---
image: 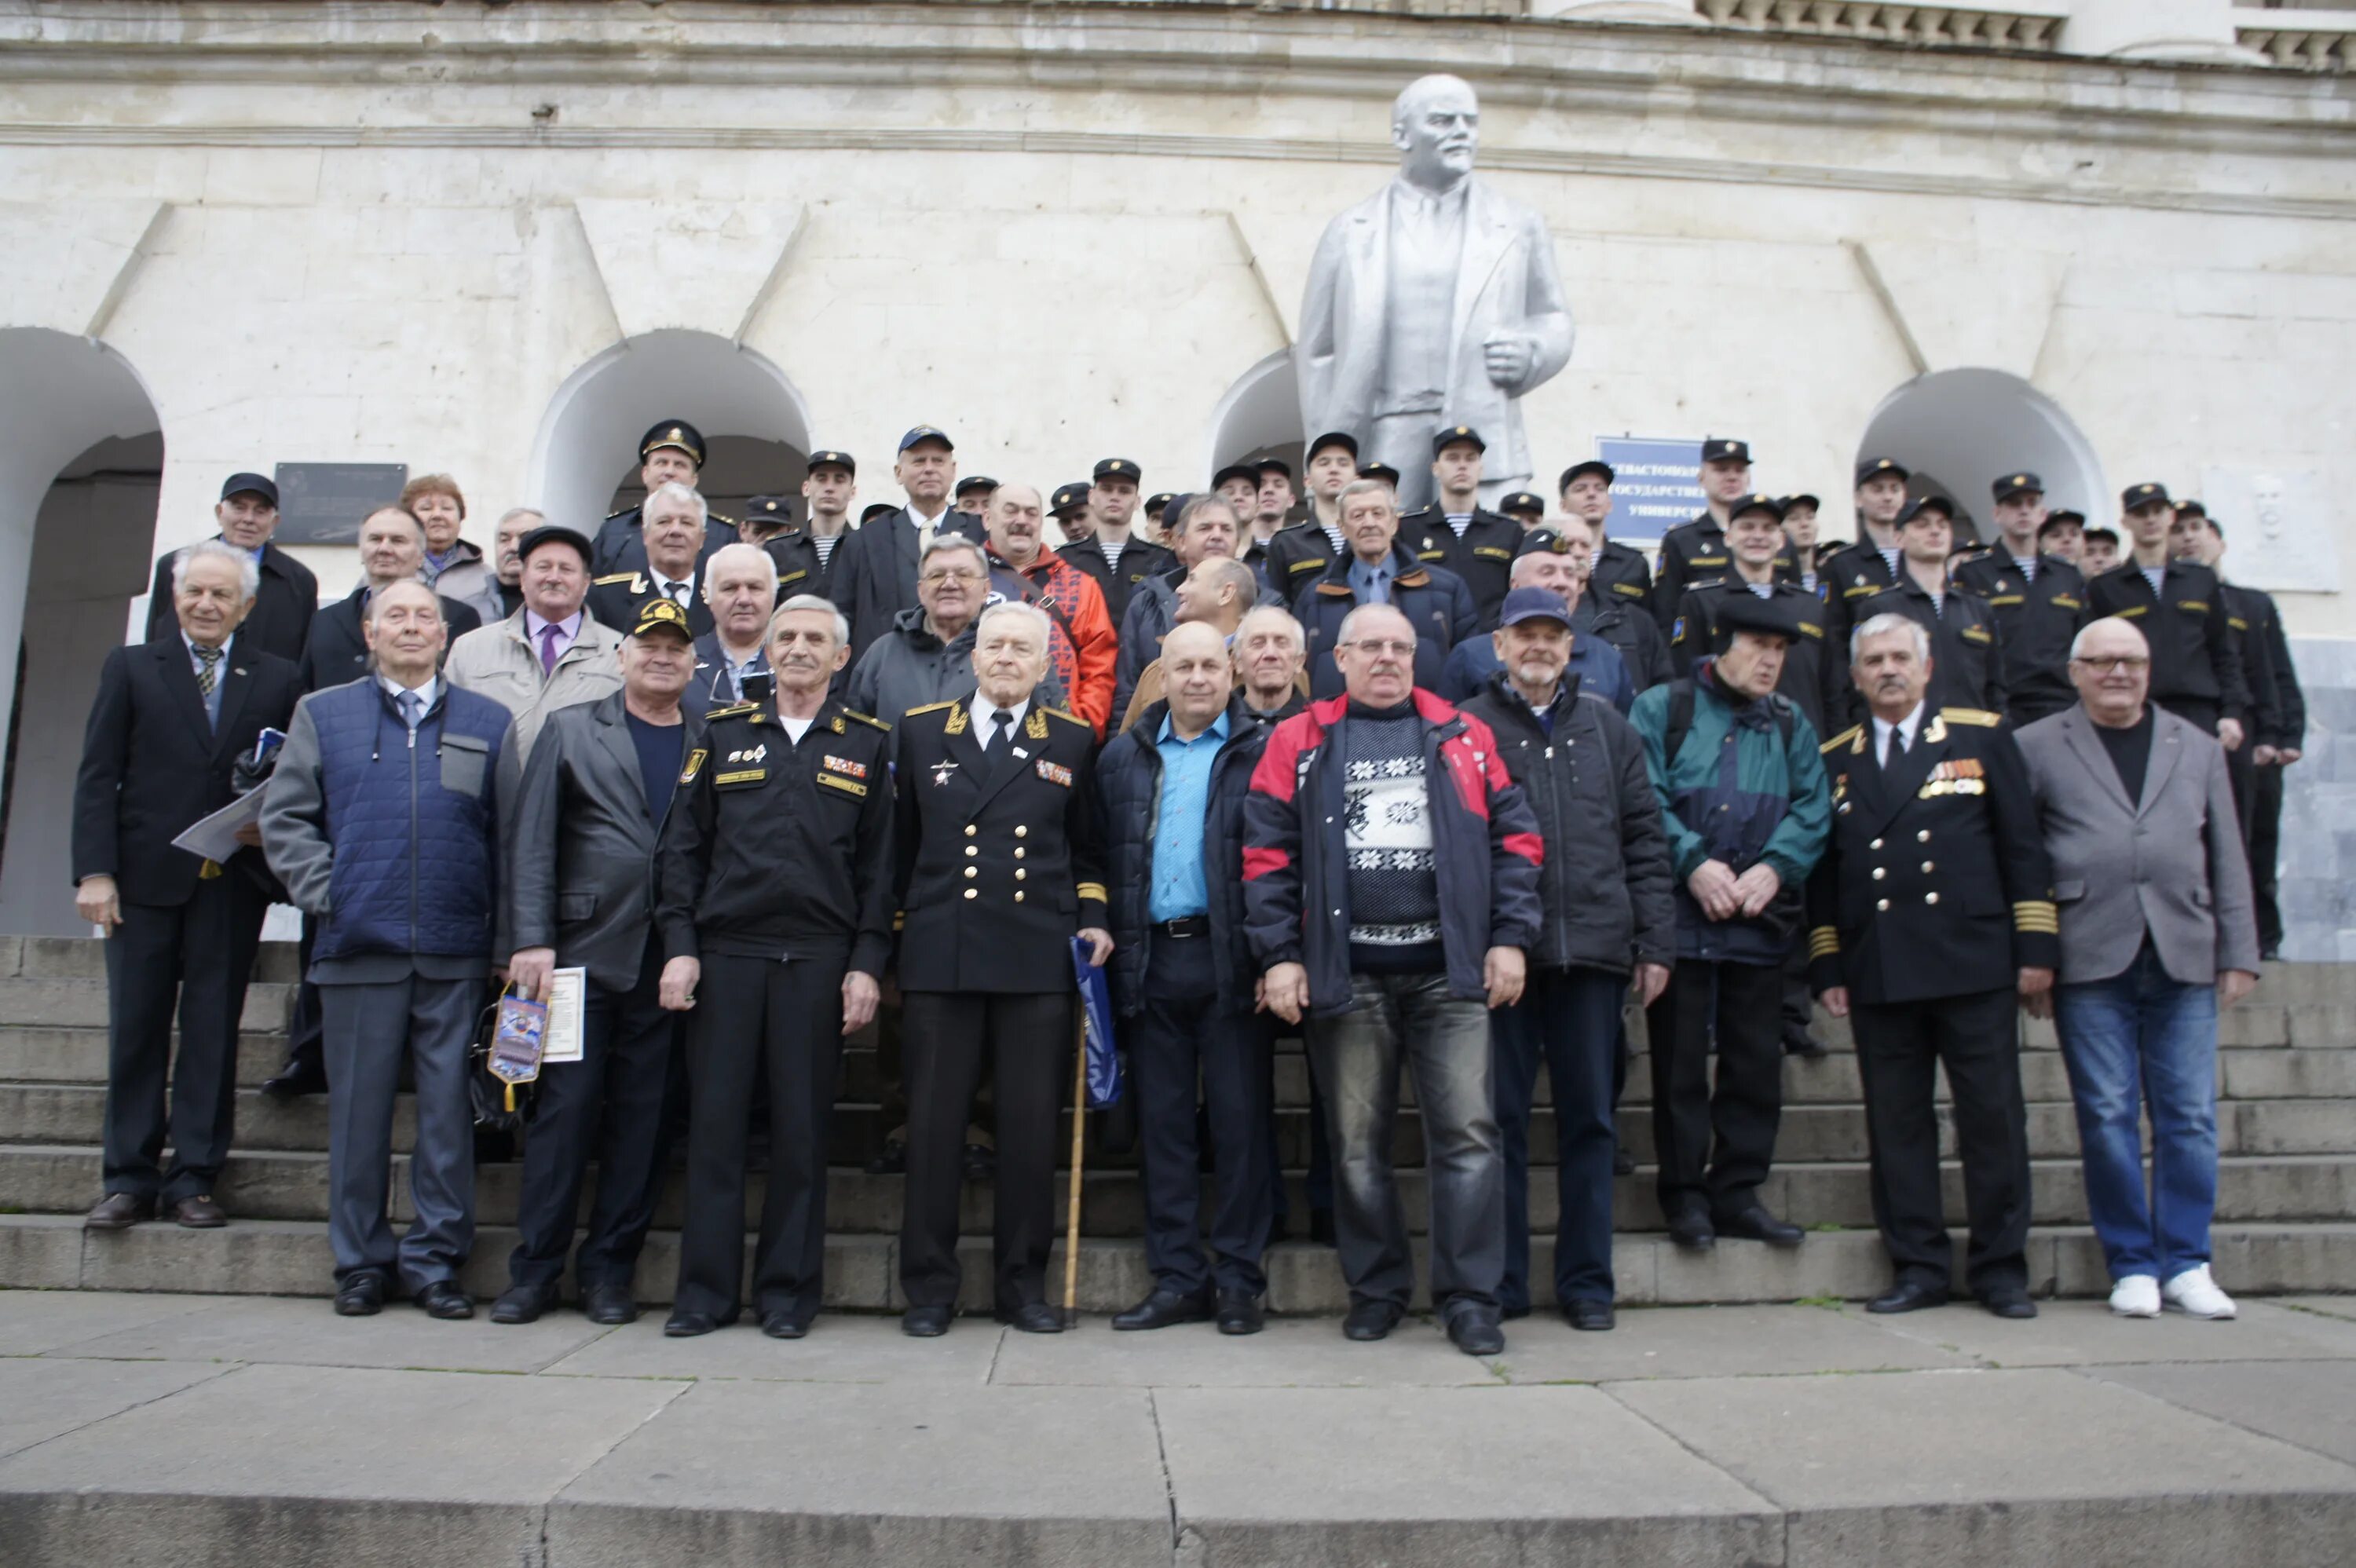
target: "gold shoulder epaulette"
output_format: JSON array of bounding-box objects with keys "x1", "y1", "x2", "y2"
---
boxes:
[
  {"x1": 902, "y1": 700, "x2": 958, "y2": 719},
  {"x1": 1821, "y1": 724, "x2": 1862, "y2": 755},
  {"x1": 709, "y1": 511, "x2": 738, "y2": 528},
  {"x1": 839, "y1": 707, "x2": 891, "y2": 732},
  {"x1": 1941, "y1": 707, "x2": 2002, "y2": 727},
  {"x1": 605, "y1": 506, "x2": 631, "y2": 520},
  {"x1": 594, "y1": 572, "x2": 639, "y2": 587},
  {"x1": 1041, "y1": 705, "x2": 1089, "y2": 727},
  {"x1": 705, "y1": 700, "x2": 759, "y2": 721}
]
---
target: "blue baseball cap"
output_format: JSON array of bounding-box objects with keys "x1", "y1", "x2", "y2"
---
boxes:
[
  {"x1": 897, "y1": 426, "x2": 954, "y2": 454},
  {"x1": 1498, "y1": 587, "x2": 1574, "y2": 630}
]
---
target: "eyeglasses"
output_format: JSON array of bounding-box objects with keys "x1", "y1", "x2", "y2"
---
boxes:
[
  {"x1": 2070, "y1": 656, "x2": 2149, "y2": 674},
  {"x1": 919, "y1": 568, "x2": 984, "y2": 585},
  {"x1": 1343, "y1": 638, "x2": 1417, "y2": 658}
]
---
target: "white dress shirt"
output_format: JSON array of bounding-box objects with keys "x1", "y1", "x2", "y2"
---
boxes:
[
  {"x1": 971, "y1": 695, "x2": 1031, "y2": 751},
  {"x1": 1871, "y1": 699, "x2": 1926, "y2": 769}
]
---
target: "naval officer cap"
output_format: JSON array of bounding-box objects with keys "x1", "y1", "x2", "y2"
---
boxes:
[
  {"x1": 1051, "y1": 482, "x2": 1091, "y2": 517},
  {"x1": 1092, "y1": 457, "x2": 1141, "y2": 484},
  {"x1": 1727, "y1": 492, "x2": 1785, "y2": 523},
  {"x1": 639, "y1": 420, "x2": 706, "y2": 466},
  {"x1": 1498, "y1": 491, "x2": 1546, "y2": 521},
  {"x1": 1898, "y1": 495, "x2": 1957, "y2": 528},
  {"x1": 1432, "y1": 425, "x2": 1486, "y2": 456},
  {"x1": 954, "y1": 475, "x2": 997, "y2": 499},
  {"x1": 2122, "y1": 481, "x2": 2173, "y2": 512},
  {"x1": 744, "y1": 495, "x2": 793, "y2": 527},
  {"x1": 1855, "y1": 455, "x2": 1909, "y2": 486},
  {"x1": 1306, "y1": 430, "x2": 1360, "y2": 462},
  {"x1": 1558, "y1": 460, "x2": 1615, "y2": 492},
  {"x1": 1254, "y1": 456, "x2": 1294, "y2": 481},
  {"x1": 1701, "y1": 437, "x2": 1752, "y2": 466},
  {"x1": 1357, "y1": 461, "x2": 1403, "y2": 488},
  {"x1": 1992, "y1": 470, "x2": 2043, "y2": 502},
  {"x1": 628, "y1": 595, "x2": 697, "y2": 644},
  {"x1": 1212, "y1": 462, "x2": 1260, "y2": 492},
  {"x1": 1781, "y1": 492, "x2": 1822, "y2": 514},
  {"x1": 859, "y1": 502, "x2": 897, "y2": 526},
  {"x1": 807, "y1": 449, "x2": 856, "y2": 476}
]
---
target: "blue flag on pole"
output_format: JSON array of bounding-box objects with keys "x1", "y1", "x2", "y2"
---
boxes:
[{"x1": 1070, "y1": 936, "x2": 1122, "y2": 1109}]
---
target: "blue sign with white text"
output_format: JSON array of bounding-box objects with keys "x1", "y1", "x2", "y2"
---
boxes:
[{"x1": 1597, "y1": 437, "x2": 1705, "y2": 554}]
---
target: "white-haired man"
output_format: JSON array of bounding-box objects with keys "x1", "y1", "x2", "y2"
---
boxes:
[
  {"x1": 589, "y1": 481, "x2": 718, "y2": 638},
  {"x1": 690, "y1": 542, "x2": 779, "y2": 711}
]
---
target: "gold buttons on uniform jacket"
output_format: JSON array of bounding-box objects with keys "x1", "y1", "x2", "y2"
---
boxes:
[
  {"x1": 964, "y1": 888, "x2": 978, "y2": 900},
  {"x1": 965, "y1": 825, "x2": 977, "y2": 838},
  {"x1": 1015, "y1": 825, "x2": 1028, "y2": 839},
  {"x1": 1922, "y1": 861, "x2": 1934, "y2": 873},
  {"x1": 1876, "y1": 898, "x2": 1890, "y2": 912},
  {"x1": 1870, "y1": 839, "x2": 1883, "y2": 851},
  {"x1": 1872, "y1": 868, "x2": 1886, "y2": 881},
  {"x1": 1918, "y1": 830, "x2": 1931, "y2": 843},
  {"x1": 964, "y1": 867, "x2": 978, "y2": 879},
  {"x1": 1925, "y1": 892, "x2": 1939, "y2": 905},
  {"x1": 1014, "y1": 891, "x2": 1025, "y2": 903},
  {"x1": 966, "y1": 846, "x2": 979, "y2": 857},
  {"x1": 1015, "y1": 869, "x2": 1026, "y2": 881},
  {"x1": 1013, "y1": 848, "x2": 1025, "y2": 860}
]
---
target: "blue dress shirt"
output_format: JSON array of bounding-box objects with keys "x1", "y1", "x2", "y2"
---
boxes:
[{"x1": 1147, "y1": 708, "x2": 1228, "y2": 923}]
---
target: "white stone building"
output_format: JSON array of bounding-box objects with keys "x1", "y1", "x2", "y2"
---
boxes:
[{"x1": 1, "y1": 0, "x2": 2351, "y2": 947}]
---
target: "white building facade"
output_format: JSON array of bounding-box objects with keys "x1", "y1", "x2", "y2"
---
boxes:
[{"x1": 1, "y1": 0, "x2": 2351, "y2": 946}]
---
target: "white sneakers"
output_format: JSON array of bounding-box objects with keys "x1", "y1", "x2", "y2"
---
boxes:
[
  {"x1": 2109, "y1": 1267, "x2": 2237, "y2": 1319},
  {"x1": 2161, "y1": 1264, "x2": 2239, "y2": 1320}
]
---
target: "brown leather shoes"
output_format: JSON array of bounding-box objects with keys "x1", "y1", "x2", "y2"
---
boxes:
[
  {"x1": 85, "y1": 1192, "x2": 155, "y2": 1230},
  {"x1": 170, "y1": 1194, "x2": 227, "y2": 1228}
]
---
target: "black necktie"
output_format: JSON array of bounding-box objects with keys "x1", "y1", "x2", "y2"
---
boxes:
[
  {"x1": 1885, "y1": 726, "x2": 1908, "y2": 770},
  {"x1": 988, "y1": 710, "x2": 1016, "y2": 776}
]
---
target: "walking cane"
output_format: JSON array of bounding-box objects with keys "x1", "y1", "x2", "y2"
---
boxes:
[{"x1": 1063, "y1": 1009, "x2": 1087, "y2": 1328}]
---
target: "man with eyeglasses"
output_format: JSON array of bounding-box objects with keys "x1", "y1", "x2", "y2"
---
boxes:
[
  {"x1": 1244, "y1": 602, "x2": 1542, "y2": 1354},
  {"x1": 2014, "y1": 617, "x2": 2259, "y2": 1322}
]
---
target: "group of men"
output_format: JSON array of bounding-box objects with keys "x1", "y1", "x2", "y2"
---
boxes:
[{"x1": 69, "y1": 418, "x2": 2282, "y2": 1351}]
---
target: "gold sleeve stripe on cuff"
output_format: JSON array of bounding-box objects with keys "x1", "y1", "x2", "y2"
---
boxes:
[
  {"x1": 1075, "y1": 883, "x2": 1109, "y2": 904},
  {"x1": 1808, "y1": 927, "x2": 1842, "y2": 959}
]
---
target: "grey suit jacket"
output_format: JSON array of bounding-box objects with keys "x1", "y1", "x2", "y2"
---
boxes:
[
  {"x1": 506, "y1": 690, "x2": 703, "y2": 992},
  {"x1": 2015, "y1": 704, "x2": 2260, "y2": 987}
]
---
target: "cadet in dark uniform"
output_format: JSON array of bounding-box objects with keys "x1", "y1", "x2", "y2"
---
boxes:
[
  {"x1": 1143, "y1": 492, "x2": 1175, "y2": 532},
  {"x1": 1670, "y1": 494, "x2": 1835, "y2": 736},
  {"x1": 737, "y1": 493, "x2": 792, "y2": 546},
  {"x1": 1498, "y1": 491, "x2": 1546, "y2": 531},
  {"x1": 1257, "y1": 432, "x2": 1355, "y2": 598},
  {"x1": 893, "y1": 601, "x2": 1110, "y2": 1336},
  {"x1": 1559, "y1": 460, "x2": 1655, "y2": 619},
  {"x1": 587, "y1": 482, "x2": 718, "y2": 639},
  {"x1": 759, "y1": 451, "x2": 858, "y2": 603},
  {"x1": 954, "y1": 474, "x2": 998, "y2": 521},
  {"x1": 1358, "y1": 460, "x2": 1403, "y2": 494},
  {"x1": 1952, "y1": 471, "x2": 2085, "y2": 728},
  {"x1": 1057, "y1": 458, "x2": 1173, "y2": 630},
  {"x1": 1398, "y1": 425, "x2": 1519, "y2": 628},
  {"x1": 1846, "y1": 497, "x2": 2005, "y2": 727},
  {"x1": 1652, "y1": 437, "x2": 1762, "y2": 634},
  {"x1": 591, "y1": 420, "x2": 737, "y2": 578},
  {"x1": 1808, "y1": 611, "x2": 2055, "y2": 1320},
  {"x1": 2080, "y1": 482, "x2": 2250, "y2": 750},
  {"x1": 1818, "y1": 455, "x2": 1913, "y2": 669},
  {"x1": 654, "y1": 594, "x2": 894, "y2": 1340}
]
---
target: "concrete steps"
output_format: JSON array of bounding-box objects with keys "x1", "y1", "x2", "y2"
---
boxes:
[{"x1": 5, "y1": 941, "x2": 2354, "y2": 1309}]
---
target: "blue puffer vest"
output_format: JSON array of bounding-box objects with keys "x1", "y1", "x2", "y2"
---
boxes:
[{"x1": 308, "y1": 679, "x2": 509, "y2": 962}]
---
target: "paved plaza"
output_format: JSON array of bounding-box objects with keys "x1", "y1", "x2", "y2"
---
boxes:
[{"x1": 2, "y1": 1288, "x2": 2354, "y2": 1566}]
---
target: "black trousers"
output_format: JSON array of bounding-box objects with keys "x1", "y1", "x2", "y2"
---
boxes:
[
  {"x1": 2225, "y1": 720, "x2": 2259, "y2": 846},
  {"x1": 103, "y1": 878, "x2": 269, "y2": 1203},
  {"x1": 276, "y1": 914, "x2": 325, "y2": 1082},
  {"x1": 1645, "y1": 958, "x2": 1783, "y2": 1218},
  {"x1": 672, "y1": 945, "x2": 847, "y2": 1321},
  {"x1": 1851, "y1": 986, "x2": 2031, "y2": 1294},
  {"x1": 508, "y1": 933, "x2": 679, "y2": 1292},
  {"x1": 1132, "y1": 934, "x2": 1274, "y2": 1298},
  {"x1": 898, "y1": 989, "x2": 1070, "y2": 1313},
  {"x1": 2252, "y1": 762, "x2": 2285, "y2": 954},
  {"x1": 1494, "y1": 965, "x2": 1623, "y2": 1310}
]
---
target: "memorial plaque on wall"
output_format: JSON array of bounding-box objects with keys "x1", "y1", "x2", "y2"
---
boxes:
[
  {"x1": 1595, "y1": 437, "x2": 1703, "y2": 556},
  {"x1": 2198, "y1": 466, "x2": 2336, "y2": 595},
  {"x1": 272, "y1": 462, "x2": 409, "y2": 545}
]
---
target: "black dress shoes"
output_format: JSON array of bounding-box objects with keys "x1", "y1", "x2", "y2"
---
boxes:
[
  {"x1": 1714, "y1": 1205, "x2": 1805, "y2": 1248},
  {"x1": 1444, "y1": 1304, "x2": 1505, "y2": 1357},
  {"x1": 762, "y1": 1307, "x2": 816, "y2": 1340},
  {"x1": 961, "y1": 1142, "x2": 997, "y2": 1182},
  {"x1": 169, "y1": 1194, "x2": 226, "y2": 1229},
  {"x1": 415, "y1": 1281, "x2": 474, "y2": 1320},
  {"x1": 1665, "y1": 1204, "x2": 1716, "y2": 1251},
  {"x1": 1564, "y1": 1298, "x2": 1616, "y2": 1332},
  {"x1": 1112, "y1": 1288, "x2": 1210, "y2": 1331},
  {"x1": 864, "y1": 1139, "x2": 907, "y2": 1176},
  {"x1": 582, "y1": 1285, "x2": 638, "y2": 1326},
  {"x1": 1867, "y1": 1278, "x2": 1950, "y2": 1314},
  {"x1": 664, "y1": 1310, "x2": 726, "y2": 1338},
  {"x1": 84, "y1": 1192, "x2": 154, "y2": 1230},
  {"x1": 1980, "y1": 1285, "x2": 2039, "y2": 1320},
  {"x1": 334, "y1": 1273, "x2": 386, "y2": 1317},
  {"x1": 902, "y1": 1304, "x2": 954, "y2": 1337},
  {"x1": 1214, "y1": 1291, "x2": 1264, "y2": 1336},
  {"x1": 1342, "y1": 1299, "x2": 1404, "y2": 1341},
  {"x1": 1613, "y1": 1143, "x2": 1637, "y2": 1177},
  {"x1": 490, "y1": 1284, "x2": 559, "y2": 1325},
  {"x1": 998, "y1": 1302, "x2": 1064, "y2": 1334},
  {"x1": 260, "y1": 1059, "x2": 328, "y2": 1101}
]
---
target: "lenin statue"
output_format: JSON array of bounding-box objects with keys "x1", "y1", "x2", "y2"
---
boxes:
[{"x1": 1297, "y1": 75, "x2": 1575, "y2": 514}]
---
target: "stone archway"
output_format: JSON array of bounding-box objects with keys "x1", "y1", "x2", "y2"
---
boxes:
[
  {"x1": 529, "y1": 330, "x2": 814, "y2": 536},
  {"x1": 1854, "y1": 368, "x2": 2106, "y2": 546},
  {"x1": 1207, "y1": 348, "x2": 1305, "y2": 488},
  {"x1": 0, "y1": 328, "x2": 165, "y2": 934}
]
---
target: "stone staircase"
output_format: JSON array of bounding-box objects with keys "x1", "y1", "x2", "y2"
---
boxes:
[{"x1": 3, "y1": 936, "x2": 2353, "y2": 1310}]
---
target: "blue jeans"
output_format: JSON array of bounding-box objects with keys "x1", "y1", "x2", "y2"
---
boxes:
[{"x1": 2054, "y1": 944, "x2": 2219, "y2": 1284}]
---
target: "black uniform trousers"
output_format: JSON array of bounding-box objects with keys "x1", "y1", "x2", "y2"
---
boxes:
[
  {"x1": 1646, "y1": 958, "x2": 1783, "y2": 1219},
  {"x1": 899, "y1": 989, "x2": 1072, "y2": 1314},
  {"x1": 1851, "y1": 985, "x2": 2032, "y2": 1294},
  {"x1": 508, "y1": 932, "x2": 679, "y2": 1293},
  {"x1": 2253, "y1": 763, "x2": 2286, "y2": 955},
  {"x1": 1132, "y1": 932, "x2": 1275, "y2": 1299},
  {"x1": 101, "y1": 875, "x2": 269, "y2": 1204},
  {"x1": 1268, "y1": 1036, "x2": 1335, "y2": 1235},
  {"x1": 673, "y1": 945, "x2": 848, "y2": 1321},
  {"x1": 1494, "y1": 965, "x2": 1624, "y2": 1311}
]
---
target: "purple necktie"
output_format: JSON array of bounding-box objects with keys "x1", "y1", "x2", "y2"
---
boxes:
[{"x1": 539, "y1": 622, "x2": 564, "y2": 676}]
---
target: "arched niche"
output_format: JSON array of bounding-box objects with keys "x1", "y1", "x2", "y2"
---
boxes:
[{"x1": 1855, "y1": 369, "x2": 2106, "y2": 546}]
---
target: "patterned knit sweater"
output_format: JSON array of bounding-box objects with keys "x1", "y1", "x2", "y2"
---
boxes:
[{"x1": 1339, "y1": 700, "x2": 1443, "y2": 971}]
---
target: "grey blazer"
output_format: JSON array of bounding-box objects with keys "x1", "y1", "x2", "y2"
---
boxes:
[
  {"x1": 505, "y1": 690, "x2": 703, "y2": 992},
  {"x1": 2014, "y1": 704, "x2": 2260, "y2": 987}
]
